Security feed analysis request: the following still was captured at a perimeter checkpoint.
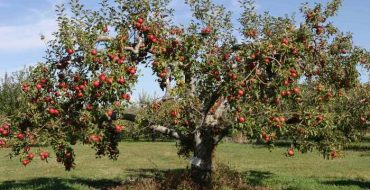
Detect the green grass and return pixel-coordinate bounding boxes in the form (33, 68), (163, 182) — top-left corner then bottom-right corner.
(0, 142), (370, 189)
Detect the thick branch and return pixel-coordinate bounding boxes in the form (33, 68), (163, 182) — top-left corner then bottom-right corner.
(190, 81), (196, 96)
(124, 36), (143, 54)
(213, 99), (227, 119)
(120, 112), (182, 140)
(184, 63), (196, 97)
(96, 35), (143, 54)
(96, 36), (113, 42)
(213, 126), (231, 145)
(149, 125), (180, 139)
(202, 86), (223, 115)
(164, 71), (172, 99)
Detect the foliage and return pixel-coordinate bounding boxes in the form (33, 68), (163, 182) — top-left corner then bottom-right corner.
(0, 68), (31, 116)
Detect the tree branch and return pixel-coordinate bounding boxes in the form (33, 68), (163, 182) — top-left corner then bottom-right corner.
(149, 125), (181, 139)
(119, 112), (182, 140)
(126, 36), (144, 54)
(96, 35), (143, 54)
(202, 86), (223, 116)
(213, 126), (231, 145)
(164, 71), (172, 99)
(96, 36), (114, 42)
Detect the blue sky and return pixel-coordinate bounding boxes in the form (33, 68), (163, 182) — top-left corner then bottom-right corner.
(0, 0), (369, 99)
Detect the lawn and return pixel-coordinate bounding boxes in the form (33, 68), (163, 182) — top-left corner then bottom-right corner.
(0, 142), (370, 190)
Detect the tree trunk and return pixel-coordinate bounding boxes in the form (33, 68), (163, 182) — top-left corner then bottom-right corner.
(190, 131), (215, 188)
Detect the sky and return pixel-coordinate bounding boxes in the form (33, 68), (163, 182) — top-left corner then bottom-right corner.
(0, 0), (369, 99)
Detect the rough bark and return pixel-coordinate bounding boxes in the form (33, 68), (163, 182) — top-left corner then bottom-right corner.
(190, 130), (215, 188)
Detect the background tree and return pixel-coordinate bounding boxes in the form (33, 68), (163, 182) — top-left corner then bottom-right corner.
(0, 68), (31, 116)
(0, 0), (369, 188)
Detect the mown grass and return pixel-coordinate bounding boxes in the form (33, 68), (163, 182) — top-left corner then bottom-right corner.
(0, 142), (370, 189)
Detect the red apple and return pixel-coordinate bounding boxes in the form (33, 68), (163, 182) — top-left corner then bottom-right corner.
(293, 87), (300, 94)
(65, 152), (72, 158)
(86, 104), (93, 111)
(91, 49), (98, 55)
(238, 117), (245, 123)
(89, 134), (101, 143)
(16, 133), (25, 140)
(105, 78), (113, 84)
(282, 37), (289, 45)
(331, 150), (337, 158)
(36, 84), (42, 90)
(0, 139), (6, 146)
(40, 151), (49, 160)
(117, 59), (124, 65)
(316, 115), (324, 122)
(93, 81), (100, 88)
(77, 92), (84, 98)
(201, 27), (212, 35)
(0, 129), (8, 137)
(128, 67), (137, 75)
(170, 110), (178, 117)
(22, 159), (30, 166)
(237, 90), (244, 96)
(264, 136), (270, 142)
(117, 78), (125, 84)
(115, 125), (124, 133)
(137, 17), (144, 24)
(99, 74), (106, 81)
(107, 110), (113, 117)
(24, 146), (30, 152)
(2, 124), (10, 130)
(27, 153), (34, 160)
(121, 94), (131, 101)
(287, 148), (294, 156)
(102, 25), (108, 33)
(67, 49), (74, 55)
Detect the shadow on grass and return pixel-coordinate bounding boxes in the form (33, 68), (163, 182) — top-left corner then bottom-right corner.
(323, 179), (370, 189)
(0, 169), (184, 190)
(0, 168), (274, 190)
(251, 140), (370, 151)
(11, 169), (370, 190)
(241, 170), (274, 186)
(125, 168), (185, 179)
(359, 152), (370, 157)
(125, 168), (275, 184)
(0, 177), (121, 190)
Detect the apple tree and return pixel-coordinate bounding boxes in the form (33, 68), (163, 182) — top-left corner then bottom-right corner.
(0, 0), (369, 187)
